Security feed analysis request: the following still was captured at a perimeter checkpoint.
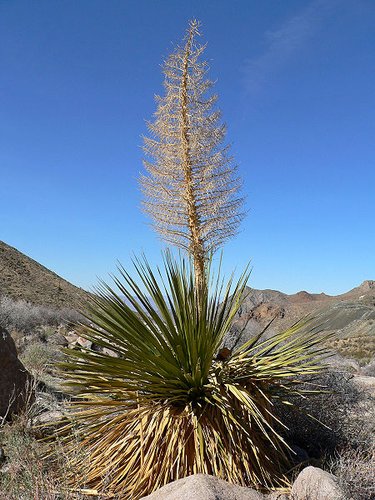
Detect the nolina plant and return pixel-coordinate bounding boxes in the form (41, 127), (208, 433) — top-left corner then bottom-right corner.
(60, 253), (330, 497)
(58, 21), (331, 498)
(141, 20), (244, 294)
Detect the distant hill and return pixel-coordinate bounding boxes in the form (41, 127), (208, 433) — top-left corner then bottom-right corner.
(0, 241), (90, 310)
(229, 280), (375, 365)
(1, 239), (374, 364)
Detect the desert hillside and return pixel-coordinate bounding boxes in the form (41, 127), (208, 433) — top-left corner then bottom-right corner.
(1, 239), (374, 363)
(0, 241), (90, 309)
(229, 280), (375, 364)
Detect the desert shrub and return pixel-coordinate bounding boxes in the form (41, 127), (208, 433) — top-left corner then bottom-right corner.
(20, 341), (64, 382)
(58, 253), (331, 498)
(362, 357), (375, 376)
(0, 371), (85, 499)
(0, 426), (55, 499)
(0, 296), (82, 333)
(330, 447), (375, 500)
(328, 335), (375, 365)
(278, 371), (374, 459)
(0, 418), (79, 499)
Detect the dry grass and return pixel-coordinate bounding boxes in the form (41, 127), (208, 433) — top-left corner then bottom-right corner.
(0, 379), (61, 499)
(20, 341), (64, 385)
(0, 376), (90, 499)
(327, 335), (375, 365)
(0, 424), (61, 499)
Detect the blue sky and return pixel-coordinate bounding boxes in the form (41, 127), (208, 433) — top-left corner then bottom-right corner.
(1, 0), (374, 295)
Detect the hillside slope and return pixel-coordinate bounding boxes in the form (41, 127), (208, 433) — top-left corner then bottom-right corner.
(0, 241), (90, 309)
(229, 281), (375, 364)
(1, 239), (374, 362)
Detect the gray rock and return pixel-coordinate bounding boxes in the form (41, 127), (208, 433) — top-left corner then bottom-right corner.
(267, 494), (289, 500)
(0, 327), (33, 419)
(48, 331), (68, 347)
(141, 474), (267, 500)
(75, 336), (92, 349)
(102, 347), (119, 358)
(291, 466), (347, 500)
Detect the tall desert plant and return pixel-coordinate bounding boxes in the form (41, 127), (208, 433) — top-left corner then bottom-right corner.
(58, 253), (330, 498)
(54, 19), (332, 500)
(141, 20), (244, 293)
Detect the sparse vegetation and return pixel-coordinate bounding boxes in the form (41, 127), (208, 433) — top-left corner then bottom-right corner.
(0, 240), (90, 310)
(0, 383), (84, 500)
(20, 341), (64, 386)
(328, 334), (375, 365)
(0, 420), (62, 499)
(0, 295), (82, 334)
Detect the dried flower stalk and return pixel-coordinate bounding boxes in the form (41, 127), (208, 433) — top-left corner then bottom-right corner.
(141, 20), (244, 292)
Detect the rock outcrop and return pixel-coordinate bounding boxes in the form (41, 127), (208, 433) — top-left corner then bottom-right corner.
(141, 468), (348, 500)
(290, 466), (347, 500)
(0, 326), (33, 420)
(141, 474), (267, 500)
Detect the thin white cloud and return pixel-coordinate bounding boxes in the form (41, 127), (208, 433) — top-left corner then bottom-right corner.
(244, 0), (341, 94)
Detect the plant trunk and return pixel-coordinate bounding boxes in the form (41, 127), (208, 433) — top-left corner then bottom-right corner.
(180, 25), (206, 297)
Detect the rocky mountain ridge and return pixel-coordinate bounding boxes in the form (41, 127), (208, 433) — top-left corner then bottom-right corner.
(229, 280), (375, 365)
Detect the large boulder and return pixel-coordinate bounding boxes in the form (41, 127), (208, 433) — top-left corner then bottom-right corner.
(141, 468), (349, 500)
(0, 326), (33, 420)
(291, 466), (347, 500)
(141, 474), (281, 500)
